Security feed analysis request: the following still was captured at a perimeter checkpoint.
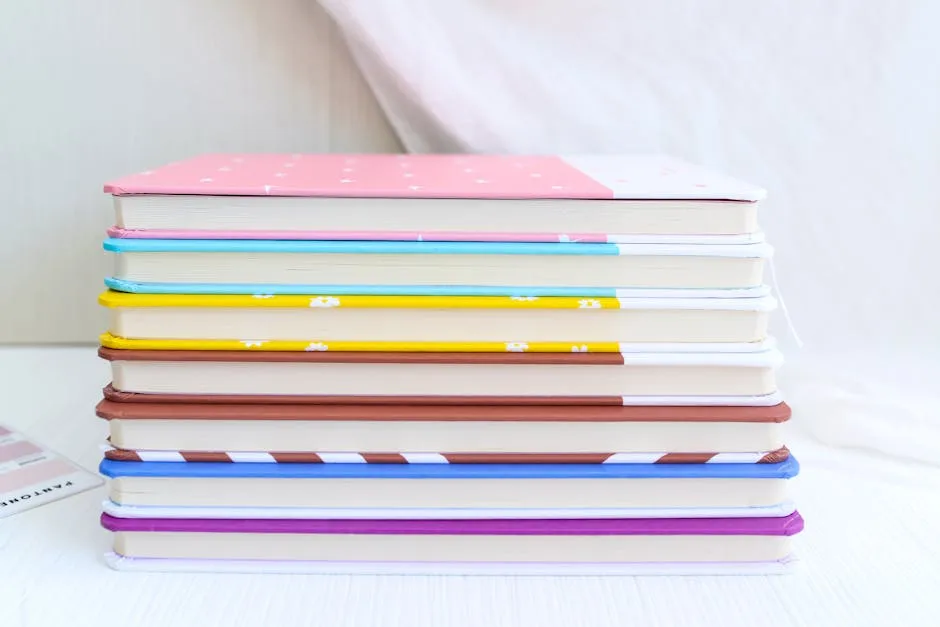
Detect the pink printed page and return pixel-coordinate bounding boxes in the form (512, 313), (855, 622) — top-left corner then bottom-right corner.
(103, 154), (765, 201)
(0, 425), (103, 519)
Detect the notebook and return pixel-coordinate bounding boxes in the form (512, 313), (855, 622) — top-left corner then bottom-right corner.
(98, 346), (783, 400)
(104, 278), (773, 300)
(100, 498), (797, 521)
(98, 291), (777, 347)
(98, 457), (799, 512)
(100, 512), (803, 575)
(102, 238), (772, 292)
(103, 552), (800, 576)
(101, 382), (785, 407)
(95, 398), (791, 460)
(103, 153), (767, 243)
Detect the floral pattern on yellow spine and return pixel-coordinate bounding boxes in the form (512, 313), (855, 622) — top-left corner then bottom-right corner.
(99, 333), (621, 353)
(98, 291), (618, 310)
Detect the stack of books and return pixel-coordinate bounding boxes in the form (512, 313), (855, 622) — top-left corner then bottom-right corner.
(95, 154), (802, 575)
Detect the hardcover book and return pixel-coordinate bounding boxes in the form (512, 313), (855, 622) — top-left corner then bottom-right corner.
(102, 237), (772, 293)
(98, 346), (783, 402)
(103, 153), (767, 243)
(99, 291), (777, 347)
(100, 511), (803, 575)
(98, 456), (799, 513)
(96, 398), (791, 462)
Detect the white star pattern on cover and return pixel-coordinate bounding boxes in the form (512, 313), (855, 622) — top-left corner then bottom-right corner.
(304, 342), (329, 351)
(578, 299), (602, 309)
(505, 342), (529, 352)
(103, 154), (766, 202)
(309, 296), (341, 308)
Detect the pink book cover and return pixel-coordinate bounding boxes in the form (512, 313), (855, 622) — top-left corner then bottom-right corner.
(104, 153), (766, 243)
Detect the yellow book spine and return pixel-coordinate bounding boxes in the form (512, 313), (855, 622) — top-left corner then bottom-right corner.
(99, 333), (621, 353)
(98, 291), (620, 310)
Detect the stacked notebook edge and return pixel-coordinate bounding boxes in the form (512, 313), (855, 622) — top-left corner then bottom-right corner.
(94, 153), (801, 575)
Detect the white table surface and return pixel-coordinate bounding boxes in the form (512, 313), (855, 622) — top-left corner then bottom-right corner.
(2, 345), (939, 627)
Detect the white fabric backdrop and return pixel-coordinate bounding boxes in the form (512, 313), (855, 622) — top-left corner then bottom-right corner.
(319, 0), (940, 466)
